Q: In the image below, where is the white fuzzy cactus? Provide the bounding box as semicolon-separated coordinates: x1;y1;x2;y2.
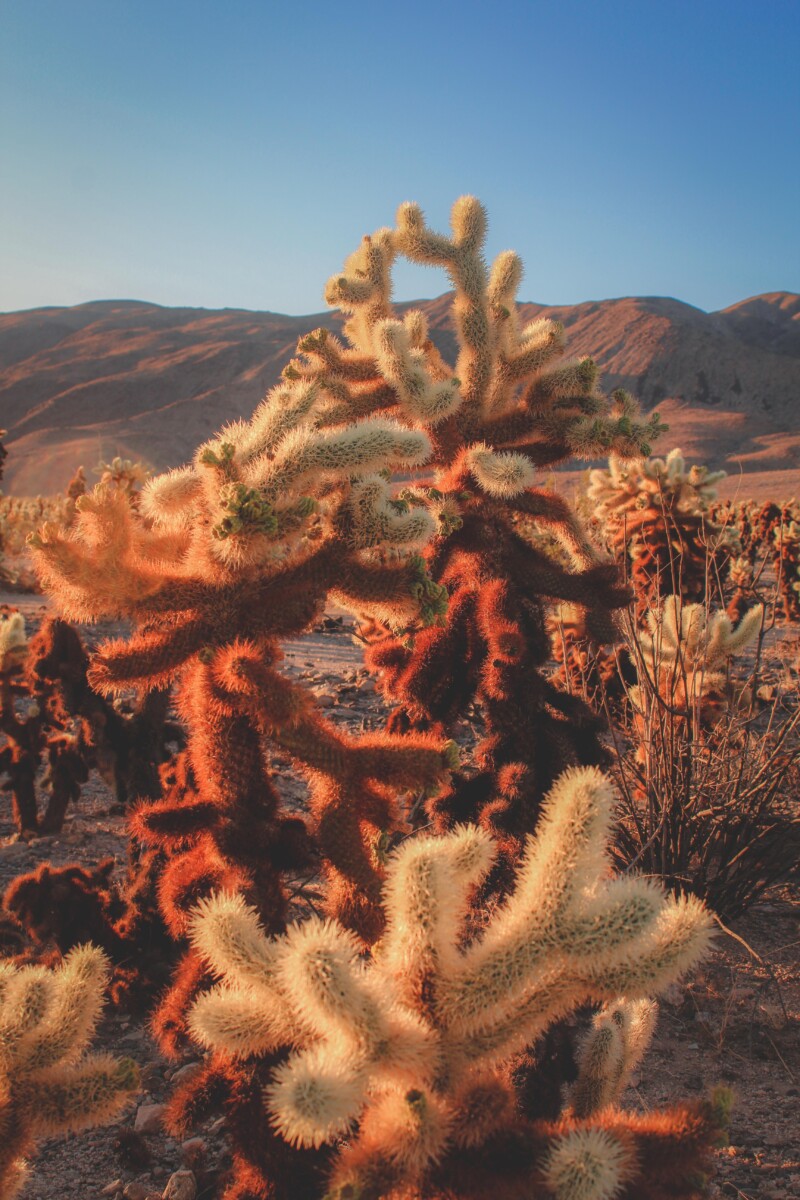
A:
728;554;754;592
29;368;442;629
543;1128;632;1200
465;444;537;497
0;608;26;672
0;947;138;1198
188;766;711;1198
633;594;763;714
587;449;726;533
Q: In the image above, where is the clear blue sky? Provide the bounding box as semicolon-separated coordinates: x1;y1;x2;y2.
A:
1;0;798;315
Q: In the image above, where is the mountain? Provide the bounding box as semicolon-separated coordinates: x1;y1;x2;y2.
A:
1;292;798;499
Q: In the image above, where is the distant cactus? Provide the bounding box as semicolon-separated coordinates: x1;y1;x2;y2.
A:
1;608;89;834
94;455;151;501
588;449;734;610
712;497;800;623
0;946;138;1198
725;553;756;625
548;601;632;712
773;515;800;621
631;594;763;721
1;612;177;836
188;767;720;1200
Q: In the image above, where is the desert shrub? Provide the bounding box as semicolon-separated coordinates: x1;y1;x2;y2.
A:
610;594;800;918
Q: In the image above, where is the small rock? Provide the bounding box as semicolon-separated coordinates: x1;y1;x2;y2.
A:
124;1184;151;1200
180;1137;206;1167
139;1061;165;1087
102;1182;124;1197
171;1061;202;1087
315;692;335;707
135;1102;166;1134
162;1170;197;1200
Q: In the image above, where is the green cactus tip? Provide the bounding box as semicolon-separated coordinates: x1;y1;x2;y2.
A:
212;483;278;540
408;556;448;626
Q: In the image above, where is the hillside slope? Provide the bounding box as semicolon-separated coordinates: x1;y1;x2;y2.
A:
1;292;798;497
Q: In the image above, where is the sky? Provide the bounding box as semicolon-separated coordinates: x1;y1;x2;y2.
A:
1;0;798;316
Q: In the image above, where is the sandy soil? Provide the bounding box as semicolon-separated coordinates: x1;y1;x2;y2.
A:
1;599;798;1200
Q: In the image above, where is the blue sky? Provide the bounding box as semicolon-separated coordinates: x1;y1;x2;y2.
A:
1;0;798;314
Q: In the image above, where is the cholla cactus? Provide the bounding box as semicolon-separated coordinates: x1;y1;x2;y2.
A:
0;946;138;1198
587;449;732;610
28;352;453;935
294;197;661;881
632;594;763;721
0;606;26;672
94;455;151;499
1;613;176;837
1;608;88;835
188;767;720;1200
548;602;631;711
589;449;725;526
726;553;756;623
773;515;800;621
27;292;460;1195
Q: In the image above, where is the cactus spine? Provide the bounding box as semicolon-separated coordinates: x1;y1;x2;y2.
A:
0;947;138;1198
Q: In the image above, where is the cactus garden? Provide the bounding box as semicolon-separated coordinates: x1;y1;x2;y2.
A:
1;200;798;1200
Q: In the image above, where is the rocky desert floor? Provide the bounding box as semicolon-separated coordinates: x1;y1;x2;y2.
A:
1;594;798;1200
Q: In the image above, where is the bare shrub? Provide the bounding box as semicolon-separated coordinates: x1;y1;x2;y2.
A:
607;596;800;919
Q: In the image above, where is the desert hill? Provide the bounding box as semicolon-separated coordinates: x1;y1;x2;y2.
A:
1;292;798;498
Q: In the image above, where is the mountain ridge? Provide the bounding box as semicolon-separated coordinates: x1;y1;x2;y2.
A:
1;292;798;499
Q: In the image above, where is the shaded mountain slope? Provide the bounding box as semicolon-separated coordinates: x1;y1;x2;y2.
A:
1;292;798;497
